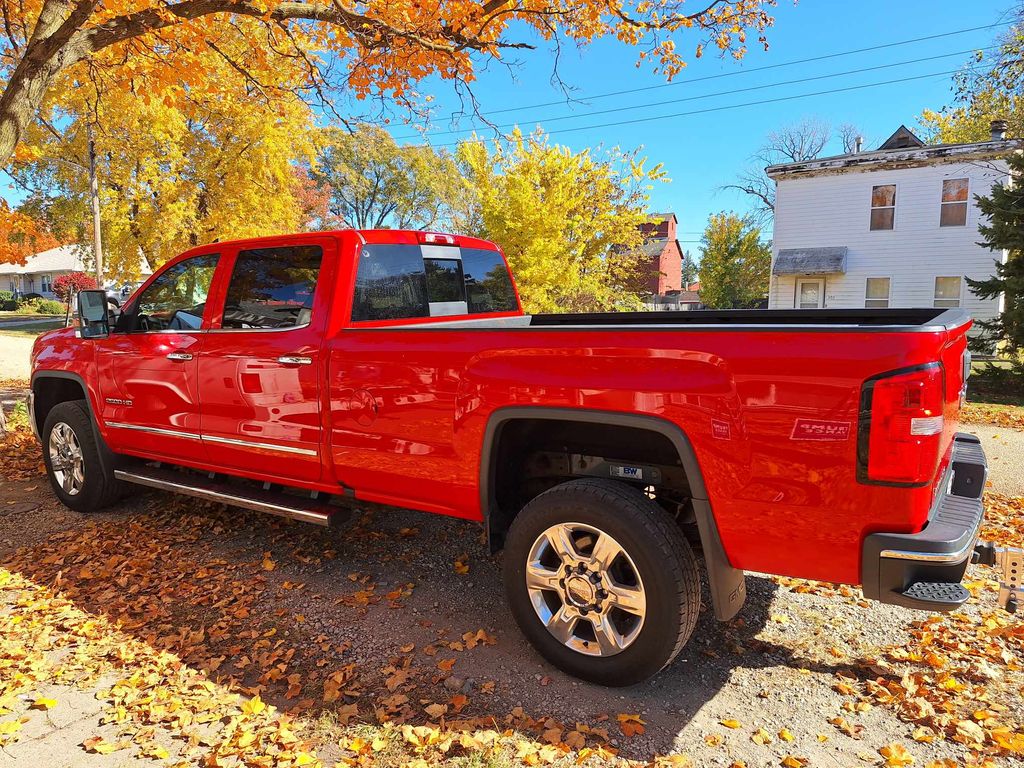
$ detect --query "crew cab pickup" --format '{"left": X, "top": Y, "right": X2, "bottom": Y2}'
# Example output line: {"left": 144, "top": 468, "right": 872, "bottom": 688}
{"left": 29, "top": 229, "right": 1022, "bottom": 685}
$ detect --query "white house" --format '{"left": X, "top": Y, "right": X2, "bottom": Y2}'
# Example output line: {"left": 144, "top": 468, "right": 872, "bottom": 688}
{"left": 0, "top": 244, "right": 151, "bottom": 299}
{"left": 766, "top": 122, "right": 1018, "bottom": 324}
{"left": 0, "top": 245, "right": 90, "bottom": 299}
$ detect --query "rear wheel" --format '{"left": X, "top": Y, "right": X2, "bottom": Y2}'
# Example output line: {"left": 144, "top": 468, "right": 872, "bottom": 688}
{"left": 503, "top": 478, "right": 701, "bottom": 685}
{"left": 42, "top": 400, "right": 126, "bottom": 513}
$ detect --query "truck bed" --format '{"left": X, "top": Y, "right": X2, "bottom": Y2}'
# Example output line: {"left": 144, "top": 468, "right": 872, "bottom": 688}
{"left": 420, "top": 307, "right": 970, "bottom": 331}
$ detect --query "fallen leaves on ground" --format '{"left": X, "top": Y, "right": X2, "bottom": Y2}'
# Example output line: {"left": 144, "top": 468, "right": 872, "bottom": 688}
{"left": 829, "top": 492, "right": 1024, "bottom": 762}
{"left": 0, "top": 425, "right": 43, "bottom": 481}
{"left": 961, "top": 402, "right": 1024, "bottom": 430}
{"left": 0, "top": 497, "right": 636, "bottom": 767}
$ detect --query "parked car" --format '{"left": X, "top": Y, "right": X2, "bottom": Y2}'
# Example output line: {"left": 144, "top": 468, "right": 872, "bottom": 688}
{"left": 28, "top": 230, "right": 1022, "bottom": 685}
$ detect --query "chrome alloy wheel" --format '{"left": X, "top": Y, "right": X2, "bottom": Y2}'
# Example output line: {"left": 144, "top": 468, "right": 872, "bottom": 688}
{"left": 525, "top": 522, "right": 646, "bottom": 656}
{"left": 48, "top": 422, "right": 85, "bottom": 496}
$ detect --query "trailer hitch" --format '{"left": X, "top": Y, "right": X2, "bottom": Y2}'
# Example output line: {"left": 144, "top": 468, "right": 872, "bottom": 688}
{"left": 973, "top": 542, "right": 1023, "bottom": 614}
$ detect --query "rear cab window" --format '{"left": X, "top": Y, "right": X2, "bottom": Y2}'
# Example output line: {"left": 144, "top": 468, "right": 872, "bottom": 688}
{"left": 352, "top": 242, "right": 517, "bottom": 323}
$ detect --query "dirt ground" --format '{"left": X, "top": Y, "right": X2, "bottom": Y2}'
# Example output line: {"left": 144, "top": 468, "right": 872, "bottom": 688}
{"left": 1, "top": 399, "right": 1022, "bottom": 767}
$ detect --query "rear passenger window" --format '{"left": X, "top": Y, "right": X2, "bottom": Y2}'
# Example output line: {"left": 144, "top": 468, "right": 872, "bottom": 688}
{"left": 353, "top": 245, "right": 429, "bottom": 321}
{"left": 352, "top": 243, "right": 517, "bottom": 321}
{"left": 221, "top": 246, "right": 323, "bottom": 329}
{"left": 462, "top": 248, "right": 518, "bottom": 313}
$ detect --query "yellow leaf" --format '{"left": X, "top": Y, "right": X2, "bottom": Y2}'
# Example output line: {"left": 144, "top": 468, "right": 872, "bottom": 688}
{"left": 294, "top": 753, "right": 318, "bottom": 767}
{"left": 879, "top": 743, "right": 915, "bottom": 767}
{"left": 241, "top": 695, "right": 267, "bottom": 717}
{"left": 720, "top": 719, "right": 741, "bottom": 729}
{"left": 0, "top": 720, "right": 23, "bottom": 736}
{"left": 778, "top": 728, "right": 795, "bottom": 742}
{"left": 781, "top": 757, "right": 807, "bottom": 768}
{"left": 31, "top": 698, "right": 57, "bottom": 711}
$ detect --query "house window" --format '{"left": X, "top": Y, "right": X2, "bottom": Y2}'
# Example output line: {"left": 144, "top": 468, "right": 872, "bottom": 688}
{"left": 934, "top": 276, "right": 962, "bottom": 308}
{"left": 796, "top": 278, "right": 824, "bottom": 309}
{"left": 940, "top": 178, "right": 969, "bottom": 227}
{"left": 865, "top": 277, "right": 891, "bottom": 308}
{"left": 41, "top": 274, "right": 52, "bottom": 293}
{"left": 870, "top": 185, "right": 896, "bottom": 230}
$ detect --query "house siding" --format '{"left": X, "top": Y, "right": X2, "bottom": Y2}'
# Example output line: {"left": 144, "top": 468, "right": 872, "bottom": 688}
{"left": 769, "top": 160, "right": 1009, "bottom": 324}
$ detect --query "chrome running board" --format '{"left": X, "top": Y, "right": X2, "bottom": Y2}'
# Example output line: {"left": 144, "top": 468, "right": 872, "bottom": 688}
{"left": 114, "top": 465, "right": 338, "bottom": 526}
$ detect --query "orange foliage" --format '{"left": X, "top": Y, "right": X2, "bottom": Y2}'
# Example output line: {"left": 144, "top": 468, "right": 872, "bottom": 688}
{"left": 0, "top": 201, "right": 60, "bottom": 265}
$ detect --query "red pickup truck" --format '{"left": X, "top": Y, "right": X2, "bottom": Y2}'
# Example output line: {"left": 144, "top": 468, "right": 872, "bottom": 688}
{"left": 29, "top": 229, "right": 1021, "bottom": 685}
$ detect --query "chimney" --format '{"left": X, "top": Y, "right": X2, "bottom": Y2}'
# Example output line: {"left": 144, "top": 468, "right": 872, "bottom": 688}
{"left": 664, "top": 214, "right": 676, "bottom": 240}
{"left": 854, "top": 136, "right": 864, "bottom": 153}
{"left": 990, "top": 119, "right": 1008, "bottom": 141}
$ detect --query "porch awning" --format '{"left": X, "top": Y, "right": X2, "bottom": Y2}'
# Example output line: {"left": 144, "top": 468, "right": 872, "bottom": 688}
{"left": 772, "top": 247, "right": 848, "bottom": 275}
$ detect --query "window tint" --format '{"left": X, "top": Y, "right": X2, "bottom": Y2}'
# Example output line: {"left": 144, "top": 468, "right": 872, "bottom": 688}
{"left": 125, "top": 253, "right": 219, "bottom": 332}
{"left": 462, "top": 248, "right": 518, "bottom": 314}
{"left": 865, "top": 277, "right": 890, "bottom": 308}
{"left": 940, "top": 178, "right": 969, "bottom": 227}
{"left": 934, "top": 276, "right": 962, "bottom": 308}
{"left": 353, "top": 244, "right": 428, "bottom": 321}
{"left": 221, "top": 246, "right": 323, "bottom": 329}
{"left": 870, "top": 184, "right": 896, "bottom": 231}
{"left": 425, "top": 258, "right": 465, "bottom": 303}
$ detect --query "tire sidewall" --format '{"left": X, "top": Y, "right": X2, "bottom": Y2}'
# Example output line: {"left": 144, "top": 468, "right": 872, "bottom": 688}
{"left": 503, "top": 482, "right": 697, "bottom": 686}
{"left": 42, "top": 402, "right": 105, "bottom": 512}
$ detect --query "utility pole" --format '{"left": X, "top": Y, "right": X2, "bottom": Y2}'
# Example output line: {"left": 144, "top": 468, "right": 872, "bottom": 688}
{"left": 87, "top": 122, "right": 104, "bottom": 286}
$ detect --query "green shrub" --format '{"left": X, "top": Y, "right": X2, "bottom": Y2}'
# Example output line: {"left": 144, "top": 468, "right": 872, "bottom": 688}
{"left": 0, "top": 290, "right": 14, "bottom": 311}
{"left": 36, "top": 298, "right": 65, "bottom": 314}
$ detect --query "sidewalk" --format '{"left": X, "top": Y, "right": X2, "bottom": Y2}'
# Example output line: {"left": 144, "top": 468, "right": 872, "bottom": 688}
{"left": 0, "top": 334, "right": 34, "bottom": 379}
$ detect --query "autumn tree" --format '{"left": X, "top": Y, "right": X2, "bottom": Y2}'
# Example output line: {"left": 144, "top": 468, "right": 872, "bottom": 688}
{"left": 920, "top": 13, "right": 1024, "bottom": 143}
{"left": 681, "top": 250, "right": 699, "bottom": 286}
{"left": 698, "top": 212, "right": 770, "bottom": 308}
{"left": 9, "top": 41, "right": 314, "bottom": 278}
{"left": 458, "top": 128, "right": 666, "bottom": 313}
{"left": 0, "top": 199, "right": 59, "bottom": 264}
{"left": 311, "top": 125, "right": 467, "bottom": 230}
{"left": 0, "top": 2, "right": 776, "bottom": 171}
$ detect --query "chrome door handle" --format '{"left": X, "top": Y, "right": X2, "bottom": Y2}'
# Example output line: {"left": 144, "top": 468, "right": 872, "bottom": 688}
{"left": 277, "top": 356, "right": 312, "bottom": 366}
{"left": 167, "top": 352, "right": 193, "bottom": 361}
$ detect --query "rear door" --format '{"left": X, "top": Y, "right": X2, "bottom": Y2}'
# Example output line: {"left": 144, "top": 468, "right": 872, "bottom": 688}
{"left": 197, "top": 239, "right": 332, "bottom": 483}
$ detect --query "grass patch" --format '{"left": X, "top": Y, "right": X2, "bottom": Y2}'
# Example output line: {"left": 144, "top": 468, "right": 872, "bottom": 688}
{"left": 0, "top": 318, "right": 64, "bottom": 337}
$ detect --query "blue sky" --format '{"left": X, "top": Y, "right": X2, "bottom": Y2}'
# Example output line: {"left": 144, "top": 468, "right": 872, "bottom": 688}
{"left": 387, "top": 0, "right": 1015, "bottom": 250}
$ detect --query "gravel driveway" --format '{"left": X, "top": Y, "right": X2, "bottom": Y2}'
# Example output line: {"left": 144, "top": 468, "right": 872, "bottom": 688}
{"left": 1, "top": 409, "right": 1021, "bottom": 767}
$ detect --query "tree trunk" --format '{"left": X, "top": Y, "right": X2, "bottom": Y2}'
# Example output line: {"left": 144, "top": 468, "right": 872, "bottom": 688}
{"left": 0, "top": 0, "right": 99, "bottom": 166}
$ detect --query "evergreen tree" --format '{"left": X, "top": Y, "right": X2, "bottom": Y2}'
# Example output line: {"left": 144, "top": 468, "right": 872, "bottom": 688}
{"left": 966, "top": 152, "right": 1024, "bottom": 356}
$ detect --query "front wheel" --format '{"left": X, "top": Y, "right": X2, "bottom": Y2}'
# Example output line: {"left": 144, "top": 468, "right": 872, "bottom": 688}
{"left": 42, "top": 400, "right": 126, "bottom": 512}
{"left": 503, "top": 478, "right": 701, "bottom": 686}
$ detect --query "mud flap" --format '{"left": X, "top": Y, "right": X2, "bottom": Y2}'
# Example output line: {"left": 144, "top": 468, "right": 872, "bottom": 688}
{"left": 693, "top": 498, "right": 746, "bottom": 620}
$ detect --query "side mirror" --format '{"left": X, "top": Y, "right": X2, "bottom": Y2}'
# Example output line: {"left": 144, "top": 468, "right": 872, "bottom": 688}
{"left": 77, "top": 290, "right": 110, "bottom": 339}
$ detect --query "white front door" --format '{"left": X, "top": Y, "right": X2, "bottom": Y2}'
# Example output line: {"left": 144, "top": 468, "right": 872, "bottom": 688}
{"left": 796, "top": 278, "right": 824, "bottom": 309}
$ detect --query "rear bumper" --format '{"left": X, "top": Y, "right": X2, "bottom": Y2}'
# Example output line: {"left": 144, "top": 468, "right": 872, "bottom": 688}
{"left": 861, "top": 433, "right": 987, "bottom": 611}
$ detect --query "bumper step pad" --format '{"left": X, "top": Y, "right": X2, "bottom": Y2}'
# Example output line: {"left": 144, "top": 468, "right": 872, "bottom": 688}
{"left": 900, "top": 581, "right": 970, "bottom": 608}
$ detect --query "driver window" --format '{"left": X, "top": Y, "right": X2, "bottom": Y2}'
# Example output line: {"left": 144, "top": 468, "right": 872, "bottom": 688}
{"left": 221, "top": 246, "right": 323, "bottom": 329}
{"left": 123, "top": 253, "right": 219, "bottom": 332}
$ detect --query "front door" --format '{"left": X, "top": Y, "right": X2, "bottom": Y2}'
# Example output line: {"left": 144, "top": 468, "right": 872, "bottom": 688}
{"left": 796, "top": 278, "right": 824, "bottom": 309}
{"left": 96, "top": 253, "right": 220, "bottom": 459}
{"left": 197, "top": 242, "right": 329, "bottom": 483}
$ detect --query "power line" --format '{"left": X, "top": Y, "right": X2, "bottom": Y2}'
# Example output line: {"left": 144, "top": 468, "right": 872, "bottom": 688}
{"left": 431, "top": 22, "right": 1007, "bottom": 120}
{"left": 395, "top": 46, "right": 993, "bottom": 140}
{"left": 426, "top": 68, "right": 960, "bottom": 148}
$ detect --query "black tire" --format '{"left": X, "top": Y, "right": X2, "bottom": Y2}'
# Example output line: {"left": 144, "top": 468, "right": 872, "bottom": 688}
{"left": 42, "top": 400, "right": 126, "bottom": 513}
{"left": 503, "top": 478, "right": 701, "bottom": 686}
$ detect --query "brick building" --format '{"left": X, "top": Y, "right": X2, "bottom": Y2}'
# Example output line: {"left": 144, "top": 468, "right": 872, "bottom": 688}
{"left": 638, "top": 213, "right": 683, "bottom": 296}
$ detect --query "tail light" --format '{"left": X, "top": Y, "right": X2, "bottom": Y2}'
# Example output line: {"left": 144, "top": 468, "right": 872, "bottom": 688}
{"left": 858, "top": 364, "right": 945, "bottom": 485}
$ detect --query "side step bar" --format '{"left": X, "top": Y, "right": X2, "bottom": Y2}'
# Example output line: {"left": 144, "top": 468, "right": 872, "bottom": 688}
{"left": 114, "top": 465, "right": 339, "bottom": 526}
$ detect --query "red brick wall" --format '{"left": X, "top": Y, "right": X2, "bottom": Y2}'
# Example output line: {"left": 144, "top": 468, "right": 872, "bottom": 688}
{"left": 639, "top": 216, "right": 682, "bottom": 295}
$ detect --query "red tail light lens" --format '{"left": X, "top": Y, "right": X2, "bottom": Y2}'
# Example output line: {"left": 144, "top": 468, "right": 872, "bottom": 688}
{"left": 859, "top": 365, "right": 945, "bottom": 485}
